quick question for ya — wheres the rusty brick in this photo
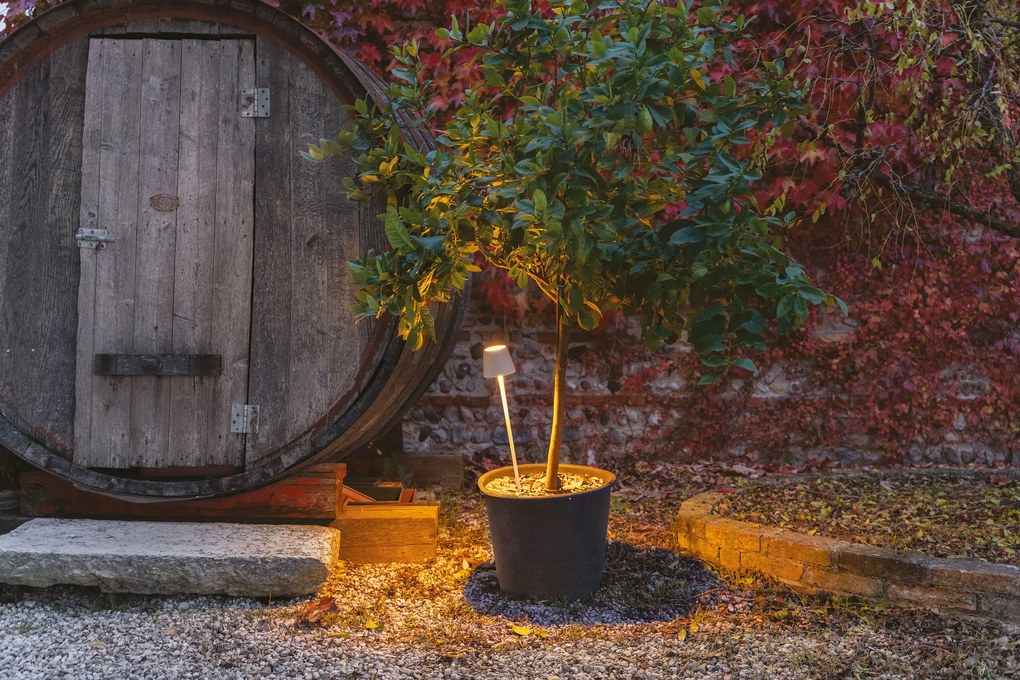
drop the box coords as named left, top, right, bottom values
left=704, top=518, right=766, bottom=554
left=930, top=559, right=1020, bottom=595
left=763, top=532, right=841, bottom=568
left=718, top=547, right=742, bottom=571
left=776, top=578, right=822, bottom=596
left=802, top=567, right=885, bottom=598
left=672, top=510, right=708, bottom=543
left=674, top=531, right=694, bottom=552
left=887, top=584, right=977, bottom=612
left=976, top=595, right=1020, bottom=623
left=740, top=551, right=806, bottom=582
left=677, top=535, right=720, bottom=563
left=838, top=544, right=933, bottom=585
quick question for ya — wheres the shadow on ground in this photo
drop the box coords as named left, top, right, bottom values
left=463, top=541, right=717, bottom=626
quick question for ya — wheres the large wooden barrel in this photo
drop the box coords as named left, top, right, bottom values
left=0, top=0, right=463, bottom=498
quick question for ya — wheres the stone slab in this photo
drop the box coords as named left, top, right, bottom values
left=0, top=519, right=339, bottom=597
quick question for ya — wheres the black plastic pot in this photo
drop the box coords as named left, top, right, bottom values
left=477, top=463, right=616, bottom=600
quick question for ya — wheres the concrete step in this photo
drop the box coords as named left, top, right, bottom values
left=0, top=519, right=338, bottom=597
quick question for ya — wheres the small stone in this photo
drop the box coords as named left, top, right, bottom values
left=451, top=426, right=470, bottom=445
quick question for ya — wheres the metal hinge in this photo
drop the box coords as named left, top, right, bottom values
left=240, top=88, right=270, bottom=118
left=230, top=404, right=260, bottom=434
left=75, top=228, right=114, bottom=249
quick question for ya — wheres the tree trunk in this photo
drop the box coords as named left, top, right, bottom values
left=544, top=301, right=569, bottom=492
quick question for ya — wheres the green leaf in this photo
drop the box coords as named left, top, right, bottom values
left=533, top=188, right=547, bottom=212
left=414, top=235, right=445, bottom=252
left=698, top=372, right=722, bottom=385
left=776, top=293, right=797, bottom=319
left=722, top=76, right=736, bottom=98
left=566, top=286, right=584, bottom=314
left=731, top=357, right=758, bottom=374
left=669, top=226, right=706, bottom=245
left=383, top=209, right=413, bottom=250
left=797, top=286, right=827, bottom=304
left=578, top=306, right=600, bottom=331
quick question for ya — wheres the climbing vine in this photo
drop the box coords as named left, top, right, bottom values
left=2, top=0, right=1016, bottom=462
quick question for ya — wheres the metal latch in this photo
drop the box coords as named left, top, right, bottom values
left=75, top=228, right=114, bottom=249
left=231, top=404, right=260, bottom=434
left=240, top=88, right=270, bottom=118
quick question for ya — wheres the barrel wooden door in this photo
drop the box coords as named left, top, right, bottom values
left=73, top=37, right=256, bottom=469
left=0, top=0, right=464, bottom=498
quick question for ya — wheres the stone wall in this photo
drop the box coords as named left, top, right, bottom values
left=401, top=292, right=1018, bottom=469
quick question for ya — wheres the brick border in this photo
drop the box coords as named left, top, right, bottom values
left=673, top=477, right=1020, bottom=624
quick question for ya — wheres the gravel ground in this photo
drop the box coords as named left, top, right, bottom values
left=1, top=462, right=1017, bottom=679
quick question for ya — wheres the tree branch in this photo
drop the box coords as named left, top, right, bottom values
left=875, top=173, right=1020, bottom=238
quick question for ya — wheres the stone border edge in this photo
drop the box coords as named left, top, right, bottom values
left=673, top=489, right=1020, bottom=625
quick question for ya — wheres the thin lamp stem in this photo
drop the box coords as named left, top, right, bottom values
left=497, top=374, right=522, bottom=493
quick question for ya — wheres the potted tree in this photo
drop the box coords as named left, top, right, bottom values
left=308, top=0, right=842, bottom=599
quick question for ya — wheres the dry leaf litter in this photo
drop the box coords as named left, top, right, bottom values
left=0, top=461, right=1017, bottom=679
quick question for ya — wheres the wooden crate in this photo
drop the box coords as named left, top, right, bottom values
left=334, top=503, right=439, bottom=564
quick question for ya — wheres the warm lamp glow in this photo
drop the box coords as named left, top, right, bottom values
left=483, top=344, right=516, bottom=378
left=483, top=344, right=521, bottom=491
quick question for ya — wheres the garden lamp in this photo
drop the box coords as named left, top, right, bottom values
left=483, top=344, right=521, bottom=492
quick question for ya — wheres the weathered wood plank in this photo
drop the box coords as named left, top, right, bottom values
left=98, top=18, right=249, bottom=36
left=20, top=463, right=347, bottom=520
left=168, top=39, right=222, bottom=466
left=69, top=40, right=105, bottom=465
left=95, top=353, right=222, bottom=376
left=246, top=39, right=387, bottom=466
left=168, top=38, right=216, bottom=460
left=0, top=37, right=17, bottom=431
left=0, top=44, right=48, bottom=419
left=246, top=37, right=294, bottom=463
left=204, top=37, right=255, bottom=467
left=130, top=38, right=182, bottom=468
left=1, top=40, right=86, bottom=455
left=29, top=41, right=88, bottom=452
left=76, top=38, right=145, bottom=468
left=286, top=55, right=342, bottom=448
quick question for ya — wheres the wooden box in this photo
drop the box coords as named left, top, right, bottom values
left=334, top=503, right=439, bottom=564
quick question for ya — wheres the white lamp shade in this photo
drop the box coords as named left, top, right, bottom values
left=483, top=344, right=516, bottom=378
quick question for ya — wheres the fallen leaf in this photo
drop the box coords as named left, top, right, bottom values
left=298, top=596, right=337, bottom=624
left=676, top=629, right=687, bottom=641
left=510, top=622, right=532, bottom=636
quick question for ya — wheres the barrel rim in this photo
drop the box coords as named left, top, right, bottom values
left=0, top=0, right=456, bottom=499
